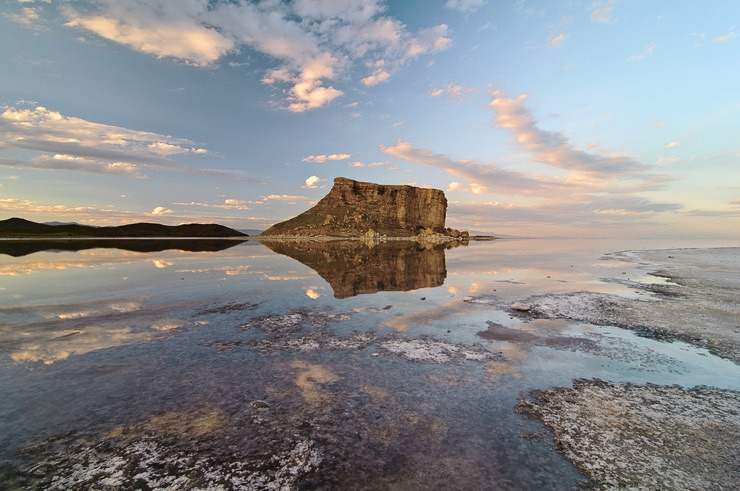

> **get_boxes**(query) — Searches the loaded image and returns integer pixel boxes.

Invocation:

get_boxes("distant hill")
[0,217,249,238]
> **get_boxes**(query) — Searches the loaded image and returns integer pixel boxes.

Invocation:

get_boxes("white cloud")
[151,206,173,216]
[304,175,325,188]
[0,102,239,178]
[665,141,680,149]
[62,0,453,112]
[302,153,351,163]
[349,160,386,168]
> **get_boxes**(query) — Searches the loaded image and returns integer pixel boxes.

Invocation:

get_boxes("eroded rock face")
[261,177,463,238]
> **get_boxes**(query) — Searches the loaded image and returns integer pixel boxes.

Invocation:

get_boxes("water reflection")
[262,239,464,298]
[0,238,247,257]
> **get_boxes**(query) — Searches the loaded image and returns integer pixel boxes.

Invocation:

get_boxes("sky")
[1,0,739,239]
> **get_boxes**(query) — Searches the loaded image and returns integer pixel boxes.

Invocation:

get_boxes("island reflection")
[0,238,248,257]
[262,239,466,298]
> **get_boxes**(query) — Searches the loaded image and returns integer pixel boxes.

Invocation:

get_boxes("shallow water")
[0,237,738,488]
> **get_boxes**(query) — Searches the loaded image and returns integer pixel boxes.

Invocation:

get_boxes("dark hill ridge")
[261,177,468,239]
[0,217,248,238]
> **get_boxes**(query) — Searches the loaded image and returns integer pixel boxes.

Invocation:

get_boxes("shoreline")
[516,246,740,489]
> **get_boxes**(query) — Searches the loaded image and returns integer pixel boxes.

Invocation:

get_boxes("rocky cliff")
[261,177,466,238]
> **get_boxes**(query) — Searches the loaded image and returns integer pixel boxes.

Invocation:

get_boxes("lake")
[1,237,738,489]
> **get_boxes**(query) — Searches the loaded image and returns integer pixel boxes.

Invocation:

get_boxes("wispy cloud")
[487,90,651,179]
[380,139,571,196]
[714,28,737,43]
[589,1,617,24]
[302,153,351,163]
[350,160,387,168]
[58,0,452,112]
[428,83,478,102]
[547,33,566,47]
[626,44,655,62]
[382,89,680,231]
[0,102,240,179]
[175,199,251,211]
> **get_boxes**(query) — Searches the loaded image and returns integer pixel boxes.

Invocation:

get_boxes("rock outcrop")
[261,177,467,239]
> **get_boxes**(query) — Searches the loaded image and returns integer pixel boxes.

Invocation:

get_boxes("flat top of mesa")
[260,177,468,240]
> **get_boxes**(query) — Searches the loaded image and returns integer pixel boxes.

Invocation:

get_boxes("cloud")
[382,89,679,232]
[304,175,325,188]
[664,141,680,149]
[589,2,616,23]
[428,83,477,102]
[0,102,241,179]
[262,194,314,203]
[175,199,250,210]
[626,44,655,62]
[444,0,488,14]
[547,33,565,47]
[5,6,44,28]
[350,160,387,168]
[62,0,453,112]
[302,153,351,163]
[487,90,651,178]
[714,29,737,43]
[361,69,391,87]
[151,206,173,216]
[380,139,571,196]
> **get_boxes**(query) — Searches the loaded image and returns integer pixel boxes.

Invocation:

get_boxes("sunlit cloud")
[428,83,477,102]
[589,1,616,24]
[487,90,650,178]
[304,175,326,188]
[0,102,243,179]
[350,160,387,168]
[61,0,452,112]
[151,206,173,216]
[714,29,737,43]
[383,88,681,233]
[547,33,565,47]
[664,141,680,149]
[302,153,351,163]
[380,139,572,196]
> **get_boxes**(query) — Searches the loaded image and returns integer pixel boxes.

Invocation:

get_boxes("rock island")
[260,177,468,240]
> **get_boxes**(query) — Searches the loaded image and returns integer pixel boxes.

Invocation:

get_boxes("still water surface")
[1,238,738,488]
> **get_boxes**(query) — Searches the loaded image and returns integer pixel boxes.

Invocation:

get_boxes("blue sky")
[1,0,739,238]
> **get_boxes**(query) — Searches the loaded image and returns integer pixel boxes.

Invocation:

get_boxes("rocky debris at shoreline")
[517,379,740,490]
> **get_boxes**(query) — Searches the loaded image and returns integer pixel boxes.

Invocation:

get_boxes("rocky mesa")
[261,177,467,239]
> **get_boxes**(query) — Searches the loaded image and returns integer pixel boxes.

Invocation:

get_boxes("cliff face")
[262,177,464,238]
